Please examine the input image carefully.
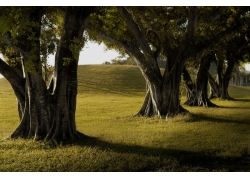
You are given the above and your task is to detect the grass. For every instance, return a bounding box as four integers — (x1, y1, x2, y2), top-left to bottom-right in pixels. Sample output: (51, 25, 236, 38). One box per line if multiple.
(0, 65, 250, 172)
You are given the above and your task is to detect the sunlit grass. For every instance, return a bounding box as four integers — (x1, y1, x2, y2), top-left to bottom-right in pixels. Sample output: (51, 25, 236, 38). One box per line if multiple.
(0, 65, 250, 171)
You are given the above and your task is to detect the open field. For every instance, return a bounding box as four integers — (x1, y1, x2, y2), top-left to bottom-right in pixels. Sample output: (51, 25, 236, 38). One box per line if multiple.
(0, 65, 250, 172)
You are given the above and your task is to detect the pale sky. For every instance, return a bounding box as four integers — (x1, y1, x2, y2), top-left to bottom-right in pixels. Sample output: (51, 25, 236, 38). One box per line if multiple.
(0, 42, 120, 78)
(47, 41, 121, 66)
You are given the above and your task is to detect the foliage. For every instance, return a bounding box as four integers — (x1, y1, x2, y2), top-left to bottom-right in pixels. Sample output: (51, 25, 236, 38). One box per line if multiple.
(110, 56, 137, 65)
(0, 7, 64, 73)
(86, 7, 131, 56)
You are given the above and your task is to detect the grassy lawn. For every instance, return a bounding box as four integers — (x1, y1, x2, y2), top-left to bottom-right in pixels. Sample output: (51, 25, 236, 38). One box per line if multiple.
(0, 65, 250, 172)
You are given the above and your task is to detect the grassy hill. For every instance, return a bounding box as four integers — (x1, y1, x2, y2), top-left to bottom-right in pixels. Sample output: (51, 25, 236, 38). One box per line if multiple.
(77, 65, 146, 96)
(0, 65, 250, 172)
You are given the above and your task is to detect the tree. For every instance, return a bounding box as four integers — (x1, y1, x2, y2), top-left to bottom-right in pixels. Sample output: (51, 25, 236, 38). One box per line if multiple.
(87, 6, 244, 119)
(208, 29, 250, 100)
(182, 7, 250, 104)
(87, 6, 199, 118)
(182, 51, 217, 107)
(0, 6, 95, 142)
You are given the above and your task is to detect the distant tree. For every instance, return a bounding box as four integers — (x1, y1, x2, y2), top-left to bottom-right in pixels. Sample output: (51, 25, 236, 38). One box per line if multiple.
(111, 58, 127, 65)
(103, 61, 111, 64)
(0, 6, 95, 141)
(182, 7, 250, 104)
(110, 56, 137, 65)
(208, 29, 250, 99)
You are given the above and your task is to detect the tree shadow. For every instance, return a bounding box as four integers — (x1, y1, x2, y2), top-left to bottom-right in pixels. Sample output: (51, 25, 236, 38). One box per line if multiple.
(219, 106, 250, 110)
(70, 134, 250, 172)
(233, 98, 250, 102)
(188, 113, 250, 125)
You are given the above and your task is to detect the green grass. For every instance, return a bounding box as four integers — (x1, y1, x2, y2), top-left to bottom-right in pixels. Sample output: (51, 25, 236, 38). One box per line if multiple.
(0, 65, 250, 172)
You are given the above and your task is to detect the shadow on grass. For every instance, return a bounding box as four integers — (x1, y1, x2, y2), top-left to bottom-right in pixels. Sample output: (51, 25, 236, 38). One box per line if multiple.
(188, 113, 250, 125)
(72, 133, 250, 172)
(219, 106, 250, 110)
(233, 98, 250, 102)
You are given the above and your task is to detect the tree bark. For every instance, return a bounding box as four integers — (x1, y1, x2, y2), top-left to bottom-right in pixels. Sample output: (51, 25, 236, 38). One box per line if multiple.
(183, 53, 217, 107)
(1, 7, 95, 142)
(135, 68, 188, 119)
(208, 72, 219, 99)
(0, 58, 25, 117)
(208, 52, 235, 100)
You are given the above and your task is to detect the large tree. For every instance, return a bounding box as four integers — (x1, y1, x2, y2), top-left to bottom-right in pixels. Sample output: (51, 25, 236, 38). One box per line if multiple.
(0, 6, 95, 141)
(87, 6, 246, 119)
(87, 6, 199, 118)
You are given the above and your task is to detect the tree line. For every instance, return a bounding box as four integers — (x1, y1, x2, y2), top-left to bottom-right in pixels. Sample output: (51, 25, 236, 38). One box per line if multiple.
(0, 6, 249, 142)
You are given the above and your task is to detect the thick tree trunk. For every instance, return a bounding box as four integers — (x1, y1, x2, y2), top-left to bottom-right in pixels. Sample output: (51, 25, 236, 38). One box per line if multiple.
(208, 73, 219, 99)
(10, 7, 53, 140)
(136, 61, 188, 119)
(208, 52, 235, 100)
(183, 53, 217, 107)
(182, 66, 196, 106)
(136, 86, 158, 117)
(220, 52, 235, 100)
(220, 73, 234, 100)
(1, 7, 95, 142)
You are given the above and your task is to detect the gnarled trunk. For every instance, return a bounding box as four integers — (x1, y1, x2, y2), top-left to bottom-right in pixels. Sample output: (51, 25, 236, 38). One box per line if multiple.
(183, 53, 217, 107)
(208, 52, 235, 100)
(0, 7, 95, 142)
(136, 58, 188, 119)
(208, 73, 219, 99)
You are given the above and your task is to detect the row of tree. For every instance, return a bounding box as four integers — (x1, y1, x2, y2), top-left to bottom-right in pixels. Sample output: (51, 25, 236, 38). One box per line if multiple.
(0, 7, 250, 142)
(87, 7, 250, 116)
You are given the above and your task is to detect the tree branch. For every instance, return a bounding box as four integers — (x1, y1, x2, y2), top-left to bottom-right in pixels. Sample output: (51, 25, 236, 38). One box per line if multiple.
(186, 6, 198, 41)
(0, 36, 27, 57)
(87, 26, 162, 84)
(117, 6, 153, 57)
(0, 58, 25, 103)
(164, 7, 198, 81)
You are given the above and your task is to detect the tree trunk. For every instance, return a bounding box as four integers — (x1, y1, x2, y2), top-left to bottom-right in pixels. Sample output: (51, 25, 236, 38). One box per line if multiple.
(208, 52, 235, 100)
(220, 52, 235, 100)
(136, 83, 188, 119)
(0, 7, 95, 142)
(182, 66, 196, 106)
(208, 73, 219, 99)
(183, 53, 217, 107)
(136, 58, 188, 119)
